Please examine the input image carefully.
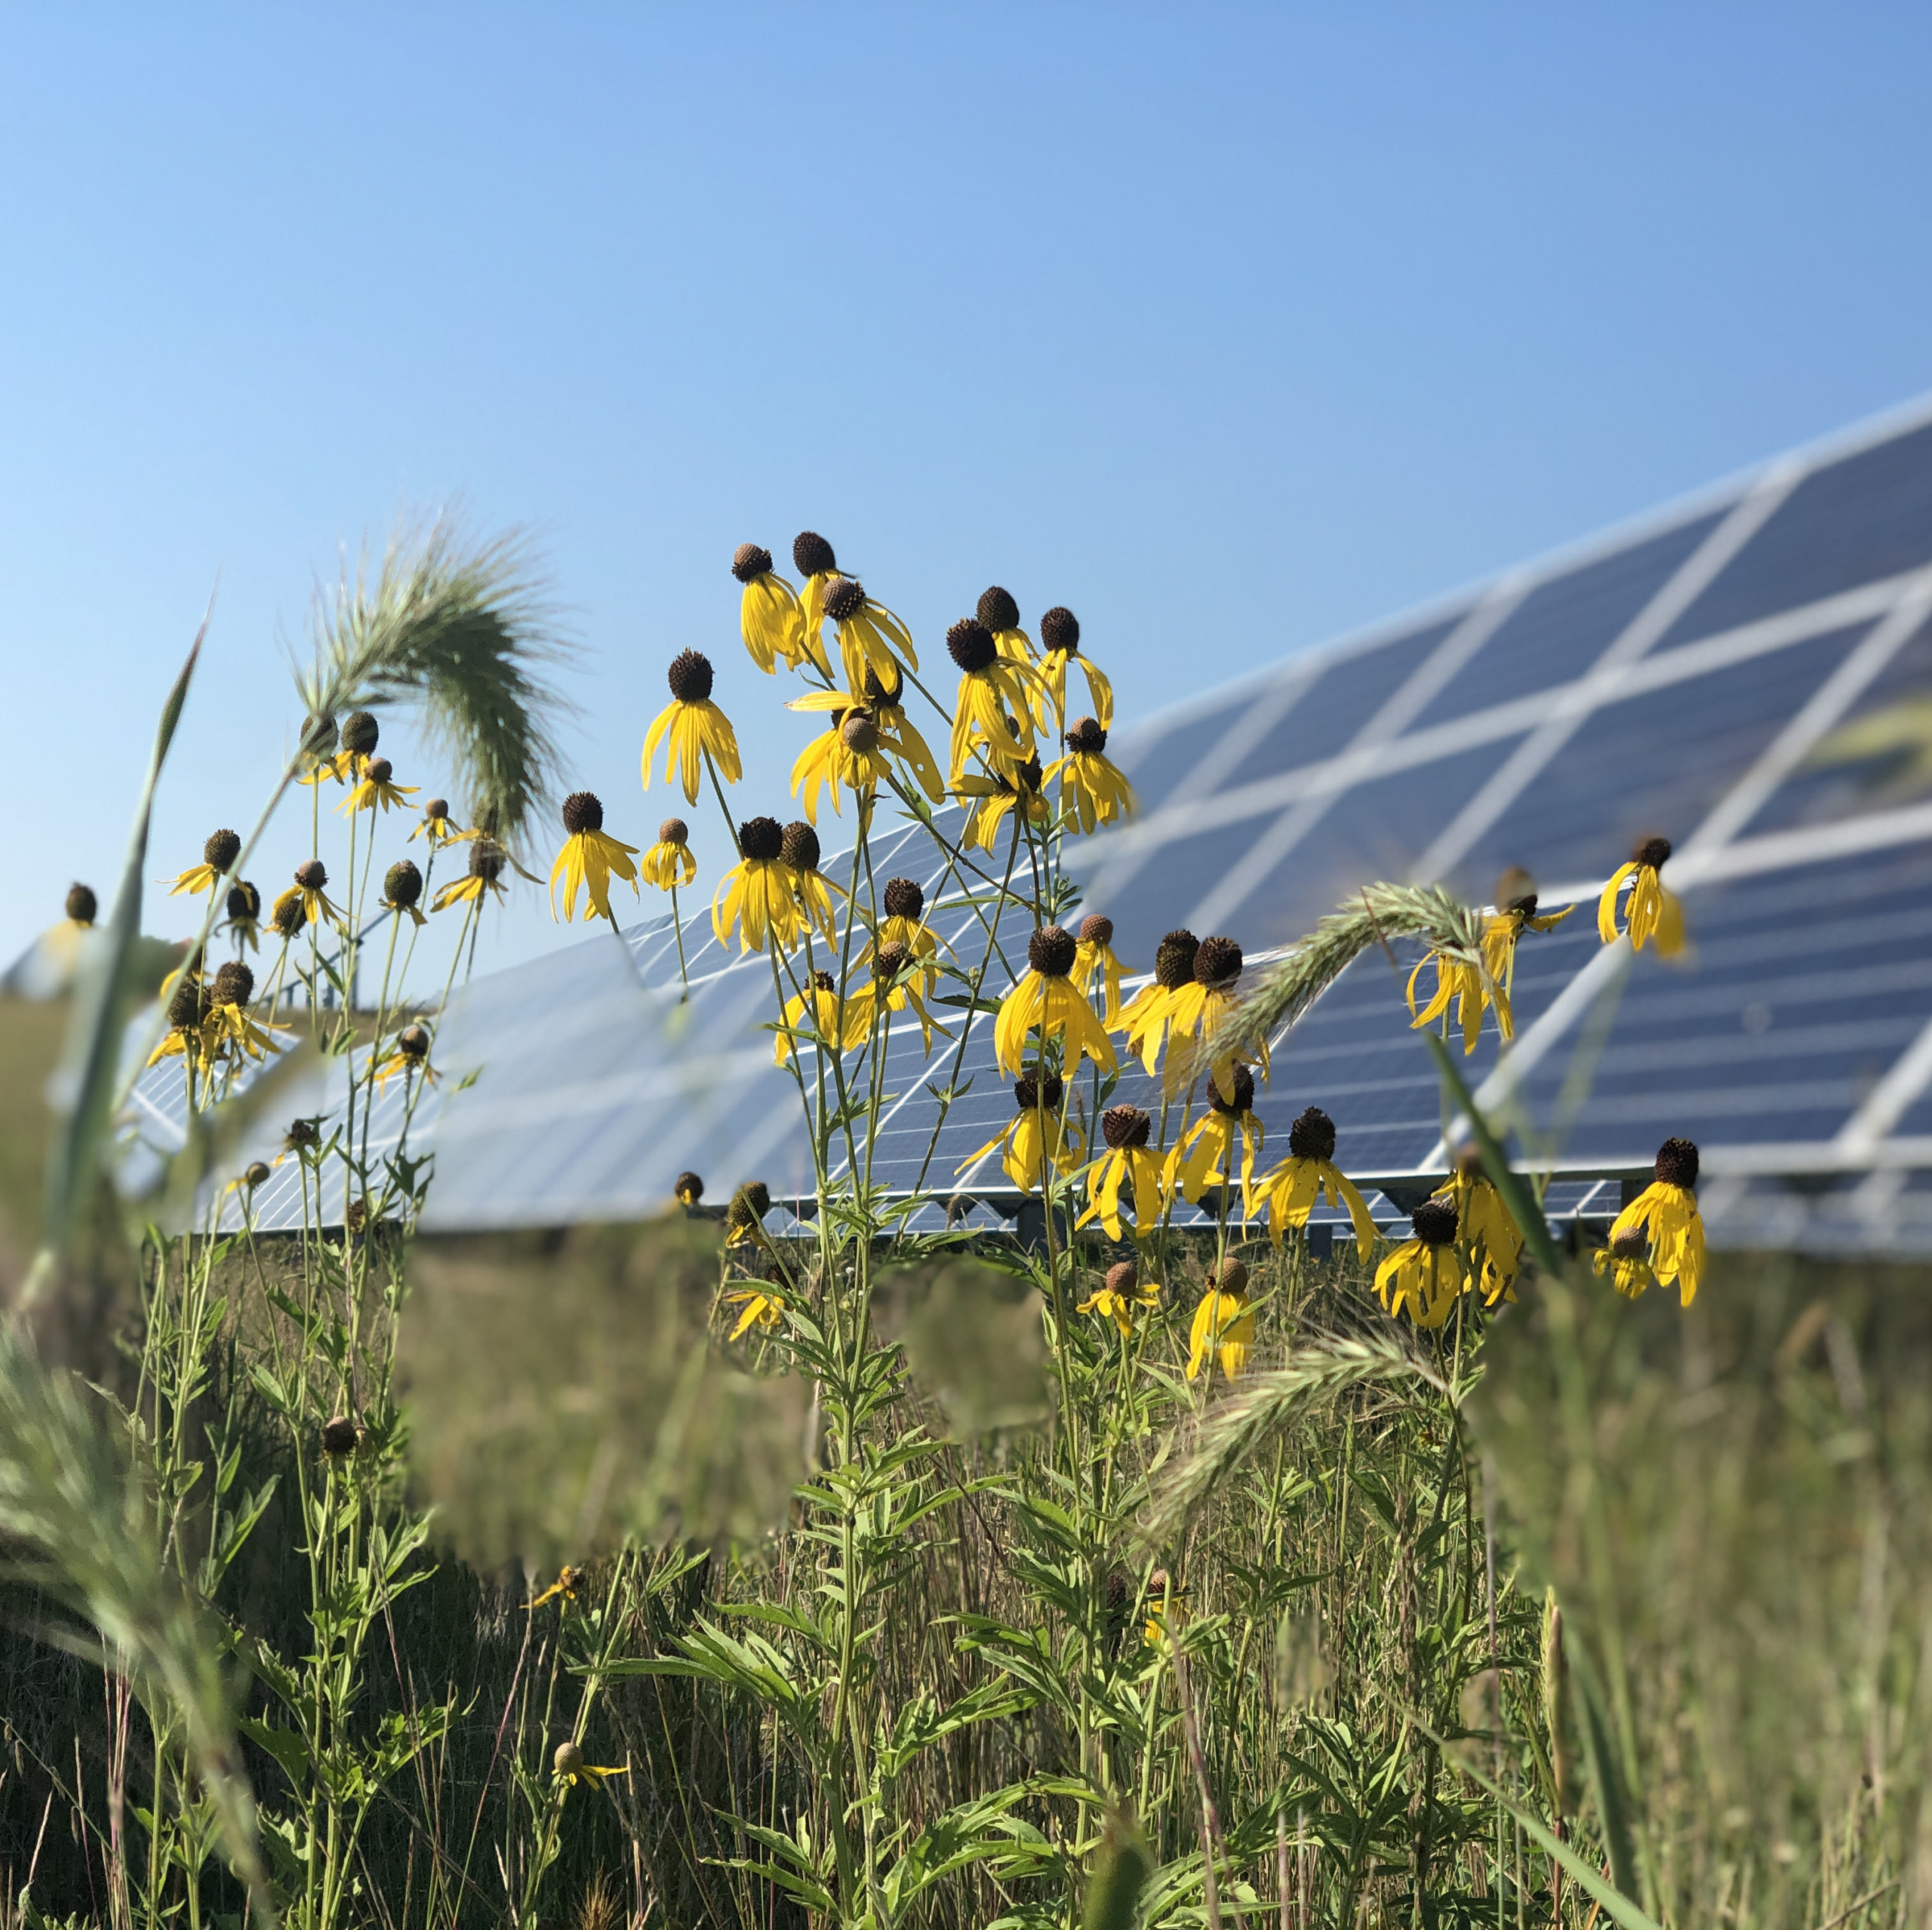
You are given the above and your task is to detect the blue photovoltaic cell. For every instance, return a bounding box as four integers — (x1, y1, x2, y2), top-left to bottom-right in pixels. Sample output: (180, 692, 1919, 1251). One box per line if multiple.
(1447, 622, 1873, 898)
(1215, 616, 1466, 795)
(1652, 419, 1932, 650)
(1433, 511, 1727, 724)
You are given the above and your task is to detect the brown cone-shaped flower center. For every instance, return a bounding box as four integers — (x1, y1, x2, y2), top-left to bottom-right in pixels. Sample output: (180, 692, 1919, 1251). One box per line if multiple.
(469, 840, 506, 882)
(1504, 892, 1540, 918)
(167, 976, 207, 1029)
(302, 713, 337, 756)
(1411, 1199, 1460, 1246)
(245, 1160, 271, 1188)
(398, 1024, 430, 1059)
(780, 821, 820, 871)
(562, 791, 603, 834)
(321, 1415, 358, 1455)
(793, 531, 836, 576)
(66, 882, 97, 923)
(1654, 1136, 1699, 1188)
(1609, 1228, 1651, 1261)
(1210, 1065, 1255, 1115)
(674, 1170, 703, 1203)
(553, 1741, 584, 1778)
(385, 860, 422, 908)
(211, 960, 254, 1006)
(1194, 936, 1242, 988)
(227, 880, 260, 920)
(1208, 1256, 1248, 1295)
(811, 970, 835, 992)
(1079, 913, 1113, 947)
(731, 1180, 772, 1222)
(1065, 716, 1107, 754)
(1039, 607, 1080, 655)
(840, 712, 881, 755)
(285, 1117, 319, 1148)
(205, 828, 242, 871)
(1014, 1074, 1064, 1111)
(884, 876, 924, 921)
(658, 817, 688, 846)
(1634, 834, 1672, 870)
(737, 816, 784, 862)
(1102, 1104, 1151, 1149)
(341, 710, 380, 755)
(823, 578, 869, 622)
(1105, 1259, 1138, 1296)
(977, 585, 1020, 632)
(271, 893, 306, 938)
(1288, 1107, 1336, 1163)
(1028, 925, 1078, 977)
(366, 757, 393, 784)
(946, 619, 998, 672)
(295, 859, 328, 890)
(667, 649, 715, 702)
(732, 542, 774, 582)
(863, 662, 903, 705)
(1014, 753, 1044, 793)
(423, 797, 450, 822)
(875, 940, 912, 979)
(1155, 930, 1200, 990)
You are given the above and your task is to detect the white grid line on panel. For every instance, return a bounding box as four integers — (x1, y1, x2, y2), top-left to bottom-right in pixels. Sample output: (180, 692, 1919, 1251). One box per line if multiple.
(1407, 461, 1803, 886)
(1181, 579, 1534, 935)
(1835, 1017, 1932, 1157)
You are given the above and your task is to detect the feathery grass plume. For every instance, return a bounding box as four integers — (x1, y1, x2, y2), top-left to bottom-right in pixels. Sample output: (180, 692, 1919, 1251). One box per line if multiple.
(1140, 1329, 1441, 1548)
(0, 1323, 268, 1913)
(297, 515, 571, 850)
(1177, 881, 1489, 1093)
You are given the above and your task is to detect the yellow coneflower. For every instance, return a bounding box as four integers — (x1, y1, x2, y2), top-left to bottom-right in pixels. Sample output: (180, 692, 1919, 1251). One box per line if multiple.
(1374, 1198, 1468, 1329)
(1481, 876, 1574, 1017)
(296, 713, 340, 785)
(789, 709, 879, 823)
(339, 756, 420, 816)
(724, 1282, 787, 1340)
(372, 1023, 438, 1090)
(275, 1116, 324, 1167)
(712, 817, 800, 954)
(146, 971, 209, 1069)
(269, 889, 307, 943)
(410, 797, 473, 847)
(995, 926, 1117, 1078)
(1032, 606, 1112, 733)
(673, 1170, 703, 1206)
(1593, 1228, 1659, 1300)
(1257, 1108, 1377, 1262)
(301, 709, 381, 788)
(955, 755, 1051, 854)
(530, 1564, 584, 1609)
(1077, 1257, 1161, 1337)
(823, 576, 919, 697)
(64, 883, 97, 930)
(977, 585, 1035, 665)
(223, 880, 262, 954)
(869, 876, 944, 998)
(862, 659, 946, 802)
(732, 542, 810, 674)
(957, 1074, 1085, 1194)
(945, 618, 1039, 784)
(221, 1160, 273, 1205)
(1046, 716, 1136, 835)
(381, 860, 427, 928)
(841, 939, 948, 1052)
(1142, 1569, 1189, 1648)
(1186, 1258, 1256, 1382)
(432, 837, 510, 912)
(776, 970, 843, 1065)
(201, 960, 289, 1071)
(1076, 1102, 1168, 1241)
(552, 1741, 627, 1791)
(780, 821, 842, 947)
(790, 531, 841, 677)
(168, 828, 242, 898)
(1071, 914, 1125, 1025)
(641, 817, 697, 890)
(1598, 835, 1685, 955)
(643, 650, 742, 804)
(1605, 1136, 1706, 1305)
(1167, 1063, 1265, 1212)
(290, 859, 345, 929)
(1405, 947, 1491, 1057)
(1432, 1154, 1524, 1306)
(1116, 929, 1198, 1074)
(1160, 934, 1269, 1104)
(549, 791, 641, 924)
(38, 882, 99, 980)
(724, 1181, 772, 1248)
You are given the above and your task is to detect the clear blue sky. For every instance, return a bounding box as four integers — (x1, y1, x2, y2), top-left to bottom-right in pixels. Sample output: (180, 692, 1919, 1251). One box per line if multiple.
(7, 4, 1930, 989)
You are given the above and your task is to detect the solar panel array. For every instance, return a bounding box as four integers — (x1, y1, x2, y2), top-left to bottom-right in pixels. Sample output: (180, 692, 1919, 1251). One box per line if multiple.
(128, 399, 1932, 1251)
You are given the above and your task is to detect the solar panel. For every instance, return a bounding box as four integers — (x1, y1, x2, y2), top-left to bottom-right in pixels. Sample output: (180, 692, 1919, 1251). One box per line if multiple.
(124, 394, 1932, 1252)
